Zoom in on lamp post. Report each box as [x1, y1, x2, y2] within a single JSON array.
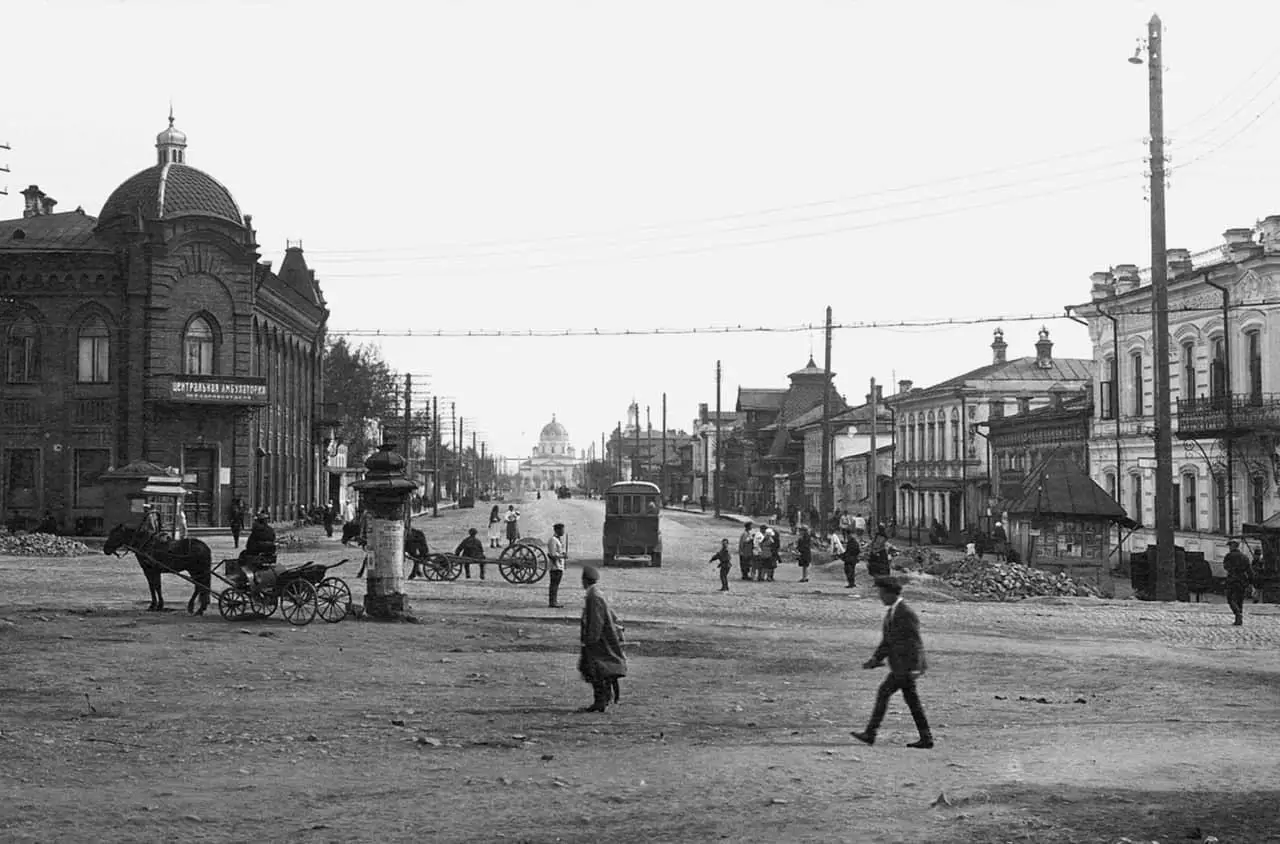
[[1131, 15, 1176, 601]]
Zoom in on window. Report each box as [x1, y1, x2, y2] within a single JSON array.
[[1172, 480, 1181, 530], [183, 316, 215, 375], [1131, 352, 1144, 416], [1181, 472, 1197, 532], [1214, 474, 1227, 534], [1105, 472, 1117, 502], [5, 316, 40, 383], [926, 415, 935, 461], [1130, 473, 1143, 527], [74, 449, 111, 507], [1181, 341, 1196, 399], [1210, 338, 1226, 399], [1247, 330, 1262, 402], [1100, 356, 1117, 420], [951, 414, 960, 461], [77, 318, 110, 383], [5, 449, 39, 508], [1251, 476, 1266, 525]]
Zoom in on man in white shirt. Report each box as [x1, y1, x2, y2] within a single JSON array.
[[547, 523, 567, 608]]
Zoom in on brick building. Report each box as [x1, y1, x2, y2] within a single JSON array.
[[0, 115, 328, 533]]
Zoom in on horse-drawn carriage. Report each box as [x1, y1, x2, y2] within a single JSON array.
[[216, 556, 352, 625]]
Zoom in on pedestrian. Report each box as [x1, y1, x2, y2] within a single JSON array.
[[797, 526, 812, 583], [228, 498, 245, 549], [710, 539, 733, 591], [487, 505, 503, 549], [1252, 547, 1265, 604], [576, 565, 627, 713], [174, 506, 189, 542], [455, 527, 487, 580], [867, 524, 891, 578], [991, 521, 1008, 562], [242, 510, 277, 566], [505, 505, 521, 547], [406, 527, 431, 580], [840, 531, 862, 588], [547, 522, 567, 608], [1224, 539, 1253, 626], [761, 524, 779, 581], [853, 512, 867, 542], [851, 576, 934, 749], [322, 502, 335, 538], [738, 522, 755, 581], [787, 505, 798, 535]]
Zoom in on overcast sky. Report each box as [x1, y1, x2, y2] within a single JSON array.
[[6, 1, 1280, 463]]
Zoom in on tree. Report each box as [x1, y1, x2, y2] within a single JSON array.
[[322, 337, 399, 463]]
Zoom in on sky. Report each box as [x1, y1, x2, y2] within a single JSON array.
[[6, 1, 1280, 465]]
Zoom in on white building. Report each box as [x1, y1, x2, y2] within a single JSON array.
[[1071, 216, 1280, 564], [519, 416, 580, 491]]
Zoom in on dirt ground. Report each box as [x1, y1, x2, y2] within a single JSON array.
[[2, 496, 1279, 843]]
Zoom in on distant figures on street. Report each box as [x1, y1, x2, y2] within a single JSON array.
[[487, 505, 503, 548], [547, 523, 566, 608], [710, 539, 732, 591], [505, 505, 521, 546]]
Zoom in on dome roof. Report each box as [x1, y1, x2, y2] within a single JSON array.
[[540, 416, 569, 441], [99, 163, 242, 227], [156, 122, 187, 148]]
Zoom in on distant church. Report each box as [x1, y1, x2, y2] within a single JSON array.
[[519, 416, 580, 491]]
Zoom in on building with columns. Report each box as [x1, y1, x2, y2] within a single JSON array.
[[887, 329, 1093, 538], [1070, 216, 1280, 568], [519, 416, 580, 491], [0, 115, 328, 533]]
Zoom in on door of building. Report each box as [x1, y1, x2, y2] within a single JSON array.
[[948, 492, 962, 534], [183, 447, 216, 527]]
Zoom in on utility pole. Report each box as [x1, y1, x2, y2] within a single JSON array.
[[472, 432, 478, 495], [451, 402, 457, 499], [715, 360, 723, 517], [868, 376, 878, 527], [432, 396, 439, 517], [661, 393, 668, 504], [646, 406, 653, 483], [481, 441, 487, 497], [820, 306, 833, 534], [616, 422, 622, 479], [403, 374, 412, 474], [458, 416, 465, 498], [600, 432, 606, 492], [634, 408, 641, 481], [1139, 14, 1176, 601]]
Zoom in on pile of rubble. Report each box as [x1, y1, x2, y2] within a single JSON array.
[[0, 529, 96, 558], [925, 556, 1100, 601]]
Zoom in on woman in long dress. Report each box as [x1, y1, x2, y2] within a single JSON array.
[[504, 505, 521, 546], [487, 505, 503, 549]]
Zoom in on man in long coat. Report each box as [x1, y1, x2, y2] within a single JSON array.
[[577, 565, 627, 713]]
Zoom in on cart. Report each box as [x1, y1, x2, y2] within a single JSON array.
[[498, 538, 548, 584], [216, 557, 353, 625]]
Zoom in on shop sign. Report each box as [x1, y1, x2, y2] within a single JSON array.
[[164, 377, 268, 405]]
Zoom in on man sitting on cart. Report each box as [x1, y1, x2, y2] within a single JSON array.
[[240, 510, 277, 568], [455, 527, 487, 580]]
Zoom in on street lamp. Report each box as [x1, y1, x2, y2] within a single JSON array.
[[1132, 15, 1177, 601]]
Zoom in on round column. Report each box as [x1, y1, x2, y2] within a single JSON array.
[[351, 443, 419, 621]]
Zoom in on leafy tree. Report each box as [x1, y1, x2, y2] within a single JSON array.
[[322, 337, 399, 463]]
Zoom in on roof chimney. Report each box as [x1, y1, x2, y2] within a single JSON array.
[[1035, 326, 1053, 369], [1090, 270, 1115, 301], [1167, 247, 1192, 277], [698, 402, 708, 423], [1112, 263, 1141, 294], [1258, 215, 1280, 256], [21, 185, 46, 218], [1224, 227, 1258, 263], [991, 328, 1008, 364], [897, 379, 913, 394]]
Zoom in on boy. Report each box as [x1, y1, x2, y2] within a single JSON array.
[[710, 538, 733, 591]]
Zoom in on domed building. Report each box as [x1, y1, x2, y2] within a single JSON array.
[[0, 114, 329, 533], [519, 415, 580, 492]]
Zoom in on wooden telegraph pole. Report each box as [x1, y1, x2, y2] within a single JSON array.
[[432, 396, 439, 516], [868, 376, 878, 527], [661, 393, 668, 504], [820, 307, 833, 535], [715, 360, 723, 518]]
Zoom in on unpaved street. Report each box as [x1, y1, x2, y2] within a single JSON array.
[[2, 496, 1279, 843]]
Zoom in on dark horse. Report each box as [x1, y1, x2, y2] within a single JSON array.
[[103, 524, 213, 614]]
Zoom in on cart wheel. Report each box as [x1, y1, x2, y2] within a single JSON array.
[[218, 587, 249, 620], [250, 592, 278, 618], [498, 543, 535, 584], [280, 579, 318, 626], [316, 578, 351, 623], [529, 545, 549, 583]]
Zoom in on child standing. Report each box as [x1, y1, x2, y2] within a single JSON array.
[[710, 539, 733, 591]]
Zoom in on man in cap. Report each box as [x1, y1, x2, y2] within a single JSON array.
[[547, 523, 567, 608], [453, 527, 486, 580], [851, 576, 934, 749], [242, 510, 277, 566], [1223, 539, 1253, 626], [576, 565, 627, 712]]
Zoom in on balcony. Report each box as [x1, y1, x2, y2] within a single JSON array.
[[1175, 392, 1280, 439]]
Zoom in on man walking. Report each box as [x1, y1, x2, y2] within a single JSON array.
[[228, 498, 245, 549], [738, 522, 755, 581], [576, 565, 627, 712], [1224, 539, 1253, 626], [547, 522, 567, 608], [710, 538, 733, 591], [852, 577, 933, 749], [839, 531, 861, 588]]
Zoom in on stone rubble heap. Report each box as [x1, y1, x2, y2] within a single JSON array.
[[0, 529, 96, 558], [926, 556, 1100, 601]]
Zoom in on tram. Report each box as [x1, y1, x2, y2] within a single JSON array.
[[602, 481, 662, 566]]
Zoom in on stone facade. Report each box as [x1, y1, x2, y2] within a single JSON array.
[[0, 116, 328, 533], [1071, 218, 1280, 566], [520, 416, 580, 491]]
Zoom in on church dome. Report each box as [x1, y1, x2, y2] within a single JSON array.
[[540, 416, 569, 441], [97, 113, 242, 228]]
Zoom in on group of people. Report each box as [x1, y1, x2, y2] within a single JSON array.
[[714, 518, 892, 592]]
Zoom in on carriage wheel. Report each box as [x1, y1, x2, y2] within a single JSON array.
[[499, 543, 537, 584], [316, 578, 351, 623], [280, 579, 318, 626], [418, 554, 442, 582], [443, 557, 463, 581], [217, 587, 249, 621], [250, 591, 278, 618]]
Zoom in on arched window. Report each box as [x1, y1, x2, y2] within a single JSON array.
[[184, 316, 215, 375], [1131, 352, 1144, 416], [1180, 470, 1197, 531], [1213, 473, 1228, 533], [1181, 341, 1196, 399], [78, 317, 110, 383], [1210, 337, 1226, 399], [926, 412, 936, 461], [5, 316, 40, 383], [1130, 473, 1144, 527], [1104, 472, 1117, 502], [1101, 355, 1117, 419], [1246, 329, 1263, 402], [950, 409, 961, 461]]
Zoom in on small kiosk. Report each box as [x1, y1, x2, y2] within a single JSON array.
[[100, 460, 189, 537]]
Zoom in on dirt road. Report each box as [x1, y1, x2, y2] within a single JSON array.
[[2, 496, 1278, 843]]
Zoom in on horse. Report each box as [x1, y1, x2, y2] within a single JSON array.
[[103, 523, 213, 615]]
